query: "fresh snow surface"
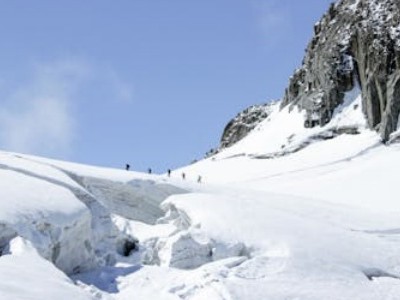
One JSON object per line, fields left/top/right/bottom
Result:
{"left": 2, "top": 92, "right": 400, "bottom": 299}
{"left": 0, "top": 237, "right": 94, "bottom": 300}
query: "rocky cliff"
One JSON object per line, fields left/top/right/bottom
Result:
{"left": 282, "top": 0, "right": 400, "bottom": 142}
{"left": 220, "top": 103, "right": 276, "bottom": 149}
{"left": 217, "top": 0, "right": 400, "bottom": 151}
{"left": 209, "top": 102, "right": 276, "bottom": 155}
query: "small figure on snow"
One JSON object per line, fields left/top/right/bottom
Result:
{"left": 167, "top": 169, "right": 171, "bottom": 177}
{"left": 125, "top": 164, "right": 130, "bottom": 171}
{"left": 197, "top": 175, "right": 202, "bottom": 183}
{"left": 182, "top": 172, "right": 186, "bottom": 180}
{"left": 148, "top": 168, "right": 152, "bottom": 174}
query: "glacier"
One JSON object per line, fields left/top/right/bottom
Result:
{"left": 1, "top": 88, "right": 400, "bottom": 299}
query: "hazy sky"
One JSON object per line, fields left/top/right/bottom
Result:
{"left": 0, "top": 0, "right": 333, "bottom": 172}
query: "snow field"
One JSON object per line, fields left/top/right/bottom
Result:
{"left": 1, "top": 86, "right": 400, "bottom": 299}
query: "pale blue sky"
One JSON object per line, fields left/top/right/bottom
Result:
{"left": 0, "top": 0, "right": 333, "bottom": 172}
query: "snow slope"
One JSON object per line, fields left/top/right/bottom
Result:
{"left": 1, "top": 87, "right": 400, "bottom": 299}
{"left": 0, "top": 237, "right": 94, "bottom": 300}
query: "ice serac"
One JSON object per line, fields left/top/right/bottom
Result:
{"left": 282, "top": 0, "right": 400, "bottom": 141}
{"left": 68, "top": 175, "right": 187, "bottom": 225}
{"left": 0, "top": 152, "right": 189, "bottom": 281}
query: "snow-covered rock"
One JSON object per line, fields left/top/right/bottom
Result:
{"left": 283, "top": 0, "right": 400, "bottom": 141}
{"left": 210, "top": 102, "right": 278, "bottom": 153}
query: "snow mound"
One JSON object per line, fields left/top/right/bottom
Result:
{"left": 0, "top": 237, "right": 94, "bottom": 300}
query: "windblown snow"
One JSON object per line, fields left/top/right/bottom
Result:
{"left": 2, "top": 87, "right": 400, "bottom": 300}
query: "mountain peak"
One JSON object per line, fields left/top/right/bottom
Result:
{"left": 283, "top": 0, "right": 400, "bottom": 141}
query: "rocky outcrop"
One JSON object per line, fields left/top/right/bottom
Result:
{"left": 282, "top": 0, "right": 400, "bottom": 141}
{"left": 220, "top": 104, "right": 275, "bottom": 149}
{"left": 213, "top": 0, "right": 400, "bottom": 153}
{"left": 207, "top": 103, "right": 276, "bottom": 155}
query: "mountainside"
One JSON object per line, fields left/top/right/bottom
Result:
{"left": 3, "top": 128, "right": 400, "bottom": 300}
{"left": 207, "top": 102, "right": 277, "bottom": 156}
{"left": 220, "top": 103, "right": 274, "bottom": 149}
{"left": 3, "top": 1, "right": 400, "bottom": 300}
{"left": 283, "top": 0, "right": 400, "bottom": 141}
{"left": 219, "top": 0, "right": 400, "bottom": 151}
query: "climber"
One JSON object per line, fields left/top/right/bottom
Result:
{"left": 125, "top": 164, "right": 130, "bottom": 171}
{"left": 182, "top": 172, "right": 186, "bottom": 180}
{"left": 148, "top": 168, "right": 152, "bottom": 174}
{"left": 197, "top": 175, "right": 202, "bottom": 183}
{"left": 167, "top": 169, "right": 171, "bottom": 177}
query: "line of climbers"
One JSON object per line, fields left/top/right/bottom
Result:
{"left": 125, "top": 164, "right": 202, "bottom": 183}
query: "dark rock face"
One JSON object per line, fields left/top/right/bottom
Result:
{"left": 213, "top": 103, "right": 275, "bottom": 153}
{"left": 216, "top": 0, "right": 400, "bottom": 152}
{"left": 282, "top": 0, "right": 400, "bottom": 141}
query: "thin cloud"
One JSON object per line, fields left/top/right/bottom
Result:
{"left": 108, "top": 70, "right": 135, "bottom": 104}
{"left": 0, "top": 59, "right": 135, "bottom": 159}
{"left": 253, "top": 0, "right": 291, "bottom": 47}
{"left": 0, "top": 97, "right": 75, "bottom": 157}
{"left": 0, "top": 60, "right": 87, "bottom": 158}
